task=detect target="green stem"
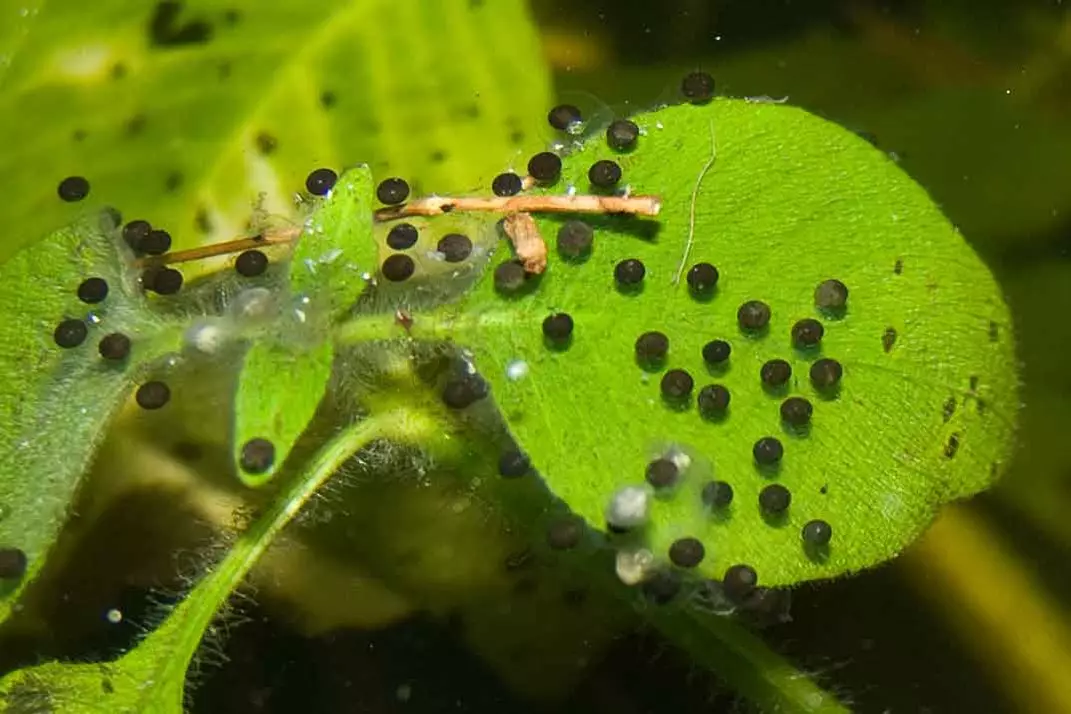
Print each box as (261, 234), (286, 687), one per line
(145, 409), (416, 693)
(647, 606), (847, 713)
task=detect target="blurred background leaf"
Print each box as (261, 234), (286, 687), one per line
(0, 0), (551, 261)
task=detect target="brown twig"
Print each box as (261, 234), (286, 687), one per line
(142, 193), (661, 267)
(135, 228), (300, 267)
(373, 194), (661, 222)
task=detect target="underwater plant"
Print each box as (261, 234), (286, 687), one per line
(0, 2), (1024, 712)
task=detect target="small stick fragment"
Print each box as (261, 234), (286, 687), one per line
(135, 228), (299, 268)
(503, 212), (547, 274)
(374, 194), (661, 222)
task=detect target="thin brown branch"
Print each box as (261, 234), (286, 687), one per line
(135, 228), (300, 268)
(143, 193), (661, 267)
(373, 194), (662, 221)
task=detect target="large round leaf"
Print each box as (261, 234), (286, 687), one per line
(412, 98), (1018, 587)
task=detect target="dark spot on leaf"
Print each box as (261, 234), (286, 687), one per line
(548, 104), (581, 131)
(645, 458), (678, 488)
(509, 129), (525, 145)
(686, 262), (719, 298)
(77, 277), (109, 304)
(429, 150), (447, 164)
(643, 571), (682, 605)
(723, 564), (758, 603)
(0, 547), (28, 579)
(53, 319), (88, 349)
(894, 259), (903, 275)
(989, 320), (999, 343)
(944, 433), (960, 459)
(635, 331), (669, 371)
(614, 258), (645, 290)
(737, 300), (771, 331)
(236, 249), (269, 278)
(164, 171), (183, 192)
(815, 279), (848, 314)
(660, 369), (694, 401)
(492, 172), (522, 197)
(381, 254), (415, 282)
(527, 152), (561, 184)
(111, 62), (127, 79)
(240, 437), (275, 473)
(306, 168), (337, 196)
(546, 516), (583, 550)
(255, 132), (277, 155)
(437, 233), (472, 262)
(760, 359), (791, 388)
(72, 128), (87, 142)
(320, 90), (337, 108)
(702, 339), (731, 367)
(442, 374), (489, 410)
(136, 381), (171, 410)
(498, 449), (530, 478)
(98, 333), (132, 361)
(759, 483), (791, 515)
(943, 396), (956, 422)
(218, 61), (231, 79)
(387, 223), (418, 250)
(791, 318), (824, 349)
(969, 375), (979, 391)
(588, 159), (622, 188)
(125, 114), (147, 137)
(681, 71), (715, 103)
(606, 119), (640, 151)
(195, 206), (213, 233)
(802, 519), (832, 546)
(810, 358), (843, 390)
(542, 313), (574, 347)
(57, 176), (90, 202)
(882, 327), (897, 352)
(697, 384), (730, 419)
(123, 220), (152, 251)
(377, 177), (410, 205)
(143, 266), (183, 294)
(149, 1), (214, 47)
(557, 220), (593, 260)
(141, 229), (171, 256)
(753, 437), (783, 466)
(780, 397), (812, 427)
(701, 480), (733, 508)
(223, 8), (240, 24)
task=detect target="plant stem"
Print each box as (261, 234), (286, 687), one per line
(645, 605), (848, 713)
(144, 409), (420, 696)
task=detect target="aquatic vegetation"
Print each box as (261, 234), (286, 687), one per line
(0, 67), (1018, 711)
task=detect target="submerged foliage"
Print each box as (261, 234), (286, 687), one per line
(0, 1), (1024, 713)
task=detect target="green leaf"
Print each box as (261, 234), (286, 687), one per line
(373, 98), (1019, 587)
(0, 0), (551, 261)
(290, 166), (376, 318)
(0, 217), (182, 622)
(233, 338), (334, 486)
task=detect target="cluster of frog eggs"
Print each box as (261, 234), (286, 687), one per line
(417, 72), (854, 606)
(0, 164), (445, 585)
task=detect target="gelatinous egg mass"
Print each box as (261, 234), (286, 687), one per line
(436, 95), (1017, 587)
